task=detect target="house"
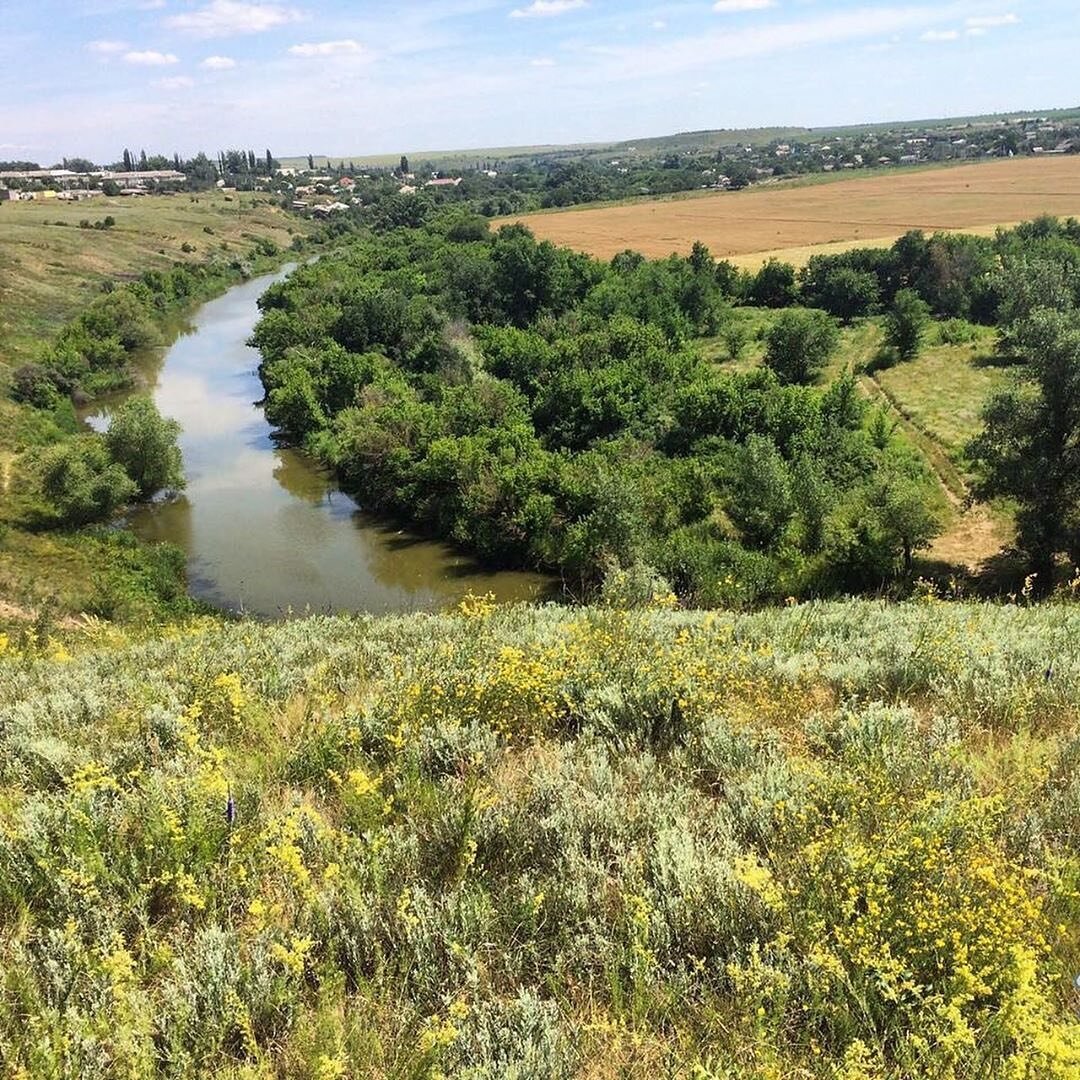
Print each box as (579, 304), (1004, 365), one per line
(338, 177), (355, 189)
(425, 177), (462, 188)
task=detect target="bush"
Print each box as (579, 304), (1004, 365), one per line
(35, 436), (137, 525)
(104, 396), (185, 500)
(763, 308), (840, 385)
(749, 258), (798, 308)
(883, 288), (931, 361)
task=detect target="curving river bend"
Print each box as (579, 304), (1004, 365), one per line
(82, 265), (553, 616)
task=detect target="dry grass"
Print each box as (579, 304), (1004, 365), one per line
(0, 191), (305, 373)
(499, 156), (1080, 261)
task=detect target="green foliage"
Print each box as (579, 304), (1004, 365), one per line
(104, 396), (185, 500)
(727, 435), (793, 549)
(35, 436), (137, 526)
(883, 288), (931, 362)
(763, 308), (840, 385)
(799, 258), (881, 321)
(24, 262), (240, 403)
(969, 306), (1080, 585)
(249, 224), (942, 603)
(749, 258), (798, 308)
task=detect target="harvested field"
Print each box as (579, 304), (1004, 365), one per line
(499, 156), (1080, 262)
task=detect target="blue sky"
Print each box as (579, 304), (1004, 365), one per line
(2, 0), (1077, 164)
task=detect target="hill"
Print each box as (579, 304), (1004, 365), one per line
(3, 598), (1080, 1077)
(0, 191), (303, 383)
(280, 104), (1080, 169)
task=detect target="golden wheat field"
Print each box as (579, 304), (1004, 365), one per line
(500, 156), (1080, 263)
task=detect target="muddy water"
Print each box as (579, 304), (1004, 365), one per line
(82, 266), (554, 616)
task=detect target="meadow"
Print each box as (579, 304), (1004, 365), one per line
(0, 192), (303, 378)
(4, 596), (1080, 1077)
(498, 156), (1080, 261)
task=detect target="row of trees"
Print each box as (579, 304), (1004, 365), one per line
(10, 262), (242, 407)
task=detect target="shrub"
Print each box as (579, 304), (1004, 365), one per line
(763, 308), (840, 385)
(104, 396), (185, 500)
(35, 435), (137, 525)
(884, 288), (931, 361)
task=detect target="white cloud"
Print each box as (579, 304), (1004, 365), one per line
(201, 55), (237, 68)
(921, 28), (960, 41)
(966, 13), (1019, 28)
(510, 0), (587, 18)
(714, 0), (776, 12)
(530, 56), (556, 66)
(582, 5), (964, 80)
(156, 75), (196, 89)
(124, 49), (180, 64)
(652, 19), (667, 30)
(966, 26), (987, 36)
(86, 39), (128, 54)
(165, 1), (302, 38)
(288, 39), (366, 57)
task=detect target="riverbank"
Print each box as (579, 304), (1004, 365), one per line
(79, 266), (553, 618)
(0, 204), (318, 625)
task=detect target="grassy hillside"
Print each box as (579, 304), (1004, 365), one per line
(696, 311), (1013, 572)
(0, 192), (304, 380)
(4, 597), (1080, 1077)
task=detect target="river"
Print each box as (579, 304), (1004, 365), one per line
(82, 265), (554, 616)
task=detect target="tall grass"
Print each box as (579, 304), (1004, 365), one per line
(2, 598), (1080, 1076)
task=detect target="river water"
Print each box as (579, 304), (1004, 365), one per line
(82, 266), (554, 616)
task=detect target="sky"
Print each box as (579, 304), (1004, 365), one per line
(1, 0), (1077, 164)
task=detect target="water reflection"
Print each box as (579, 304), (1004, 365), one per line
(81, 266), (554, 617)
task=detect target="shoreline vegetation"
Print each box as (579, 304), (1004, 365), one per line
(250, 210), (1080, 607)
(0, 199), (320, 624)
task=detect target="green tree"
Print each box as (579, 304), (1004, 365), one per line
(750, 259), (798, 308)
(807, 265), (880, 322)
(884, 288), (931, 361)
(37, 437), (137, 526)
(870, 448), (944, 572)
(764, 308), (840, 385)
(726, 435), (794, 549)
(104, 396), (185, 500)
(968, 308), (1080, 587)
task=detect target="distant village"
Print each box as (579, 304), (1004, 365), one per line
(2, 111), (1077, 217)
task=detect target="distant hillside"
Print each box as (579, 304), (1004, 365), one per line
(281, 104), (1080, 170)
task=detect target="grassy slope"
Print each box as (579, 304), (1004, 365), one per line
(0, 191), (302, 379)
(3, 598), (1080, 1077)
(0, 193), (312, 621)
